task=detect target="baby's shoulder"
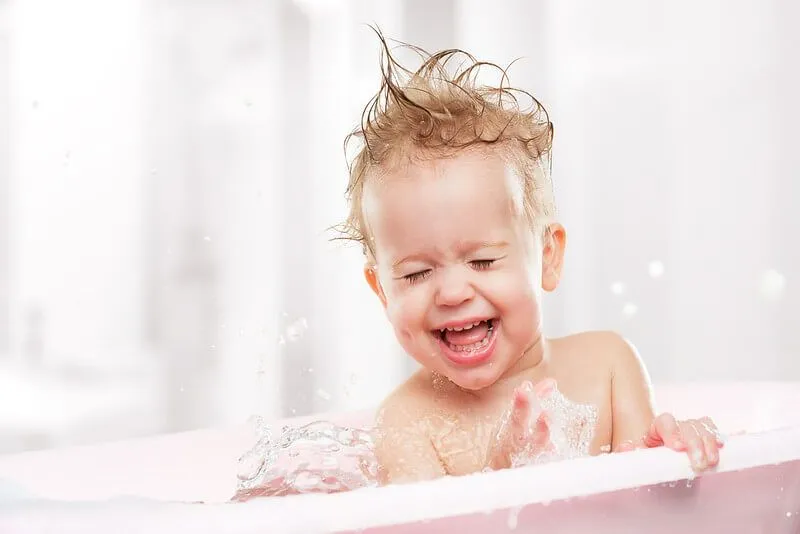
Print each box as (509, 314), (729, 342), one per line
(374, 370), (441, 432)
(550, 330), (642, 375)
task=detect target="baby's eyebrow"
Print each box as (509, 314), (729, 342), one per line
(391, 253), (428, 271)
(457, 240), (509, 253)
(391, 241), (509, 270)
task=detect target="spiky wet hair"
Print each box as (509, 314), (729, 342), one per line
(335, 27), (555, 260)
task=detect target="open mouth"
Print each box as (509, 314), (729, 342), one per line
(435, 319), (496, 353)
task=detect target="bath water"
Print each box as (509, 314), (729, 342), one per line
(232, 385), (597, 501)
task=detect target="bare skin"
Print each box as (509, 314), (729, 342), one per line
(363, 149), (722, 485)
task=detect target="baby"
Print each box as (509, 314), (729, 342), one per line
(336, 32), (723, 485)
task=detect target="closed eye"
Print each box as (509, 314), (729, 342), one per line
(404, 269), (431, 284)
(470, 259), (495, 270)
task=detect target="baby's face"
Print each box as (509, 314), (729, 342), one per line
(363, 149), (564, 390)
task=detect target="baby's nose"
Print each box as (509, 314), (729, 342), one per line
(434, 272), (475, 306)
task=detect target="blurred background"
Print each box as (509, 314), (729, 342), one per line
(0, 0), (798, 455)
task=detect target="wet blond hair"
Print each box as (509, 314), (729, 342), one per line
(335, 28), (555, 260)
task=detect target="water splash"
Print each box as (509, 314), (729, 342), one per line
(232, 418), (379, 501)
(509, 383), (598, 468)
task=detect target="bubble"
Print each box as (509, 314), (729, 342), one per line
(285, 318), (308, 342)
(622, 302), (638, 317)
(759, 269), (786, 301)
(648, 260), (665, 278)
(510, 383), (598, 467)
(610, 282), (625, 295)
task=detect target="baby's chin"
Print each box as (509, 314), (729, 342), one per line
(436, 361), (507, 392)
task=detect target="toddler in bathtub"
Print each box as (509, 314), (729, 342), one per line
(335, 31), (723, 485)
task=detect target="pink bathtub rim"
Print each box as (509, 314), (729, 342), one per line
(1, 381), (800, 533)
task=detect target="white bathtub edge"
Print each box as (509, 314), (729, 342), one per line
(5, 425), (798, 534)
(234, 424), (800, 531)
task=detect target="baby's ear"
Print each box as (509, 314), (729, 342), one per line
(541, 223), (566, 292)
(364, 264), (388, 307)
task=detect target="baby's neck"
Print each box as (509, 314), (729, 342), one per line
(471, 335), (550, 400)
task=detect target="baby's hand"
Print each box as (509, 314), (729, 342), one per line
(485, 378), (556, 471)
(617, 413), (724, 472)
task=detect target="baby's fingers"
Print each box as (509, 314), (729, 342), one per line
(509, 382), (535, 441)
(529, 411), (551, 449)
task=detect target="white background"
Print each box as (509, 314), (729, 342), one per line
(0, 0), (798, 454)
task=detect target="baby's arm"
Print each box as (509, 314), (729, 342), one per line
(373, 388), (446, 485)
(607, 333), (657, 449)
(607, 332), (723, 471)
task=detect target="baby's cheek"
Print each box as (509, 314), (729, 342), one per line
(387, 300), (421, 343)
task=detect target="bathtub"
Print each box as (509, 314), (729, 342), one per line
(1, 381), (799, 533)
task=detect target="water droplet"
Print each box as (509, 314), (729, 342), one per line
(648, 260), (665, 278)
(277, 335), (286, 345)
(290, 408), (296, 414)
(285, 318), (308, 342)
(667, 480), (677, 488)
(210, 344), (216, 350)
(759, 269), (786, 301)
(244, 98), (253, 107)
(599, 444), (611, 453)
(220, 323), (227, 329)
(150, 168), (158, 175)
(610, 282), (625, 295)
(239, 328), (245, 337)
(32, 100), (39, 109)
(685, 477), (694, 488)
(787, 512), (793, 518)
(507, 506), (521, 529)
(316, 389), (331, 401)
(179, 385), (185, 393)
(349, 374), (359, 384)
(203, 236), (211, 242)
(307, 367), (314, 373)
(622, 302), (638, 317)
